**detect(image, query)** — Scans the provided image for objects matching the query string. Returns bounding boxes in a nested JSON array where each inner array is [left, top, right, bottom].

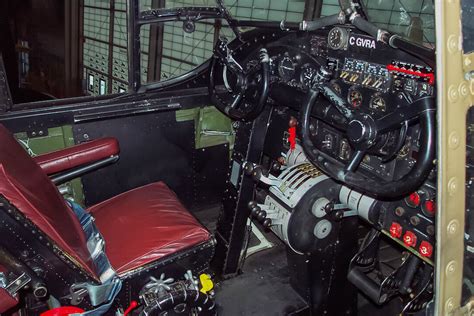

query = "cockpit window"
[[363, 0, 435, 48], [83, 0, 435, 94], [321, 0, 435, 48], [140, 0, 306, 84]]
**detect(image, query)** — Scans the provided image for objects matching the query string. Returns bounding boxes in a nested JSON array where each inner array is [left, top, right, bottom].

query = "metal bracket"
[[2, 273, 32, 296]]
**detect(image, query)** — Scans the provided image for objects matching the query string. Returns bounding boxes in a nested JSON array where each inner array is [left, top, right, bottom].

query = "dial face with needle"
[[348, 88, 363, 109], [300, 64, 317, 88], [278, 56, 295, 81], [328, 27, 349, 50], [369, 94, 386, 112]]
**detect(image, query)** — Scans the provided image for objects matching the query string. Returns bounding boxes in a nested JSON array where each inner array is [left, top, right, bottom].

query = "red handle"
[[123, 300, 138, 316]]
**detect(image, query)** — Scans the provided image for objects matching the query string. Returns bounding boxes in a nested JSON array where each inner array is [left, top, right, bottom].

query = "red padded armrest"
[[34, 138, 120, 175]]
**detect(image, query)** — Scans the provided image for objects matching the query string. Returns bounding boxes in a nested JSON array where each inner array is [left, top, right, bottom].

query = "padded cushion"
[[88, 182, 211, 275], [34, 138, 120, 175], [0, 125, 97, 277]]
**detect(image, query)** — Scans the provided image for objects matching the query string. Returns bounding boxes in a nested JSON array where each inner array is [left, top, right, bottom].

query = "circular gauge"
[[369, 94, 386, 112], [300, 64, 317, 87], [328, 27, 349, 50], [331, 82, 342, 94], [278, 56, 295, 81], [348, 89, 363, 108]]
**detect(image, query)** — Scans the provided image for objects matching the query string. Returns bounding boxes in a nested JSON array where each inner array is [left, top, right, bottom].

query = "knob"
[[271, 161, 282, 171], [251, 166, 264, 181], [257, 210, 267, 221], [263, 218, 272, 228], [243, 162, 254, 176], [248, 201, 258, 210], [251, 206, 261, 218]]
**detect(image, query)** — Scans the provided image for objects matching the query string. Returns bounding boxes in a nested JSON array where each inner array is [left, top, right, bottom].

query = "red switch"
[[406, 192, 421, 208], [419, 241, 433, 258], [389, 222, 403, 238], [403, 231, 417, 247], [423, 200, 436, 217]]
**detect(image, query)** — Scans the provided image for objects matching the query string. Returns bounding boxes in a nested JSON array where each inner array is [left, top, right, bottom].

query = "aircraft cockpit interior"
[[0, 0, 472, 315]]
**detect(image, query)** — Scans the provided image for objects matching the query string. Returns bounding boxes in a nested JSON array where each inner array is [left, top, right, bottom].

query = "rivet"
[[459, 81, 469, 98], [446, 260, 457, 276], [448, 177, 458, 195], [448, 85, 459, 102], [447, 34, 458, 53], [448, 131, 460, 149], [447, 219, 459, 236], [445, 297, 455, 313]]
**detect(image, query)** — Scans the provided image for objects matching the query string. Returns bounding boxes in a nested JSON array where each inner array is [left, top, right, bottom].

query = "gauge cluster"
[[265, 25, 435, 185]]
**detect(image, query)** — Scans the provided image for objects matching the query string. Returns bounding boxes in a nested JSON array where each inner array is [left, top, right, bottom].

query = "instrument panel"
[[263, 26, 436, 262], [267, 26, 435, 181]]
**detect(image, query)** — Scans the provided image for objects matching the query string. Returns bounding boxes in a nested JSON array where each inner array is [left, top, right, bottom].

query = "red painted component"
[[386, 64, 435, 85], [419, 241, 433, 258], [288, 127, 296, 150], [40, 307, 85, 316], [0, 288, 19, 313], [34, 137, 120, 175], [389, 222, 403, 238], [89, 182, 211, 275], [424, 200, 436, 216], [123, 301, 139, 316], [407, 192, 421, 207], [0, 124, 97, 277], [403, 231, 417, 247]]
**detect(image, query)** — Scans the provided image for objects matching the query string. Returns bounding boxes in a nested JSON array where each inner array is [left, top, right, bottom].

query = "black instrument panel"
[[266, 26, 435, 183], [261, 26, 436, 262]]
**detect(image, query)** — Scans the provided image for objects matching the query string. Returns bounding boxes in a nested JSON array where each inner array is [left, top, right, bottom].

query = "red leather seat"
[[0, 124, 211, 280], [89, 182, 211, 276]]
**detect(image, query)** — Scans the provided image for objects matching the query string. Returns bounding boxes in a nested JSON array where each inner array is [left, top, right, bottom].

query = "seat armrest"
[[34, 138, 120, 175]]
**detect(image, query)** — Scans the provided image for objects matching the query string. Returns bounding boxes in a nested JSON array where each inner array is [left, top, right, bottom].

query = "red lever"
[[288, 127, 296, 150], [123, 300, 138, 316]]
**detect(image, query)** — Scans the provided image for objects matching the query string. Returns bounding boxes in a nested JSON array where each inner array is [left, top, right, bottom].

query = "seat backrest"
[[0, 124, 96, 278]]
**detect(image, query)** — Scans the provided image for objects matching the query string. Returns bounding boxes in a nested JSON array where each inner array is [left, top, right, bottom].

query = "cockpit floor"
[[214, 225, 308, 315]]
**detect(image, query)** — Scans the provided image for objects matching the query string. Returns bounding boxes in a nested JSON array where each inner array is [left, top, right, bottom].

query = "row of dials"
[[331, 82, 388, 112], [275, 54, 319, 88]]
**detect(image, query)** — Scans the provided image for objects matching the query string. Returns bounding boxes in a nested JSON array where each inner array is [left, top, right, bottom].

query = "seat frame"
[[0, 194, 215, 314]]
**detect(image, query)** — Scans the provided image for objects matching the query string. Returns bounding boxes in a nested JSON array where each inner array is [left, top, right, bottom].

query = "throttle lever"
[[243, 162, 281, 186]]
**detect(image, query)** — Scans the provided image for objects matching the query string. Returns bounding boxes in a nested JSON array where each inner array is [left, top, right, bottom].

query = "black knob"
[[263, 218, 272, 228], [252, 166, 263, 181], [271, 161, 281, 171], [248, 201, 258, 210], [244, 162, 254, 176], [251, 206, 261, 217], [324, 202, 334, 213], [257, 210, 267, 221]]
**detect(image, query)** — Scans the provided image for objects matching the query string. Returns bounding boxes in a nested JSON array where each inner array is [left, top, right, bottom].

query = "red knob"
[[403, 231, 417, 247], [389, 222, 403, 238], [406, 192, 421, 207], [424, 200, 436, 216], [419, 241, 433, 258]]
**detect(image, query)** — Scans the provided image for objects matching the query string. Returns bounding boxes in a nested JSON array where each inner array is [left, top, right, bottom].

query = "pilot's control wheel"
[[209, 38, 270, 121], [299, 67, 436, 199]]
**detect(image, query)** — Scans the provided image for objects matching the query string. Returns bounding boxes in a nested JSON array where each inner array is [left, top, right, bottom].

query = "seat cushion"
[[88, 182, 211, 275]]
